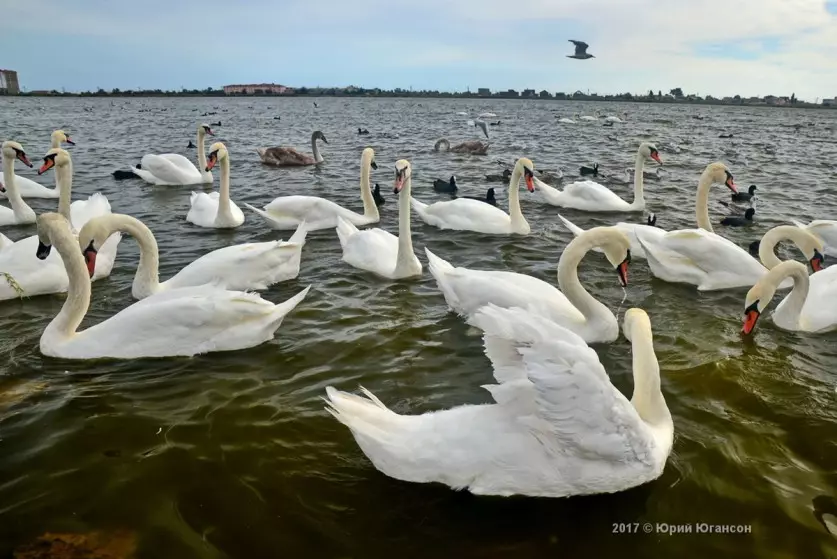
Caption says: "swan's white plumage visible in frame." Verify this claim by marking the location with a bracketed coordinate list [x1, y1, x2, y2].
[131, 124, 213, 186]
[559, 215, 663, 259]
[187, 190, 245, 228]
[325, 305, 672, 498]
[792, 220, 837, 257]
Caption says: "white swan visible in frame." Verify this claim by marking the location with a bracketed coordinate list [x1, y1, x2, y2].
[79, 213, 307, 299]
[557, 115, 577, 124]
[635, 204, 822, 292]
[38, 148, 122, 275]
[534, 142, 661, 212]
[0, 142, 38, 227]
[742, 261, 837, 335]
[325, 305, 673, 498]
[186, 142, 244, 229]
[34, 212, 311, 359]
[579, 110, 601, 121]
[130, 124, 214, 185]
[425, 226, 631, 343]
[604, 112, 628, 123]
[336, 159, 421, 279]
[558, 161, 739, 258]
[791, 220, 837, 257]
[411, 157, 535, 235]
[1, 130, 74, 199]
[245, 148, 380, 231]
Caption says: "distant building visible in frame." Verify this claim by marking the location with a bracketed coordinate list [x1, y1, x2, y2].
[504, 89, 519, 98]
[478, 87, 491, 97]
[539, 90, 552, 99]
[823, 98, 835, 106]
[223, 83, 292, 95]
[521, 89, 536, 98]
[0, 69, 20, 94]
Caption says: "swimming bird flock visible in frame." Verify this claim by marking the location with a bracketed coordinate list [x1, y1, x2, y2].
[1, 112, 835, 501]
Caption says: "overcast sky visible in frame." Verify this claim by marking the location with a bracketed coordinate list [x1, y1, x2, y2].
[4, 0, 837, 100]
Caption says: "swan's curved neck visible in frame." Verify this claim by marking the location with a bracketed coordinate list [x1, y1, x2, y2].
[695, 170, 716, 233]
[394, 176, 415, 276]
[44, 221, 90, 341]
[758, 226, 814, 269]
[556, 232, 617, 334]
[216, 156, 234, 224]
[50, 137, 61, 190]
[197, 129, 208, 173]
[630, 151, 647, 209]
[507, 166, 529, 232]
[103, 215, 160, 297]
[56, 161, 73, 224]
[769, 262, 809, 327]
[359, 156, 378, 219]
[628, 319, 671, 428]
[1, 157, 35, 221]
[311, 135, 323, 163]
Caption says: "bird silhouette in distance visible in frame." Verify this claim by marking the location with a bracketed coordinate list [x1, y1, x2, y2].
[568, 40, 595, 59]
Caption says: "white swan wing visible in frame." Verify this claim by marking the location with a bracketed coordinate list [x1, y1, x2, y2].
[797, 220, 837, 256]
[139, 154, 201, 185]
[70, 193, 113, 229]
[0, 235, 68, 299]
[562, 180, 630, 210]
[471, 304, 656, 463]
[340, 227, 399, 276]
[186, 191, 220, 226]
[164, 241, 303, 292]
[1, 175, 57, 198]
[159, 153, 200, 171]
[788, 266, 837, 332]
[637, 229, 766, 290]
[63, 285, 308, 358]
[263, 195, 359, 229]
[418, 198, 511, 232]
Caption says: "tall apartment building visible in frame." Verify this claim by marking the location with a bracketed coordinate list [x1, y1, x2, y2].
[0, 69, 20, 94]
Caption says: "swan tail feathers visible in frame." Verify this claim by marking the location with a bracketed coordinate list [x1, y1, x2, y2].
[267, 286, 311, 329]
[324, 386, 403, 440]
[791, 219, 807, 228]
[286, 220, 308, 246]
[244, 203, 280, 227]
[424, 247, 454, 277]
[335, 216, 359, 248]
[410, 197, 429, 218]
[557, 214, 586, 238]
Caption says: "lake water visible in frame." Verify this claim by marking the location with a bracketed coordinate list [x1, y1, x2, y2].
[0, 96, 836, 558]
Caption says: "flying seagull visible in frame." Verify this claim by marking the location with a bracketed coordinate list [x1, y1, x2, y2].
[567, 40, 595, 59]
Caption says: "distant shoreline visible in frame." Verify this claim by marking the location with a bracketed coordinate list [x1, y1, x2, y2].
[3, 90, 834, 110]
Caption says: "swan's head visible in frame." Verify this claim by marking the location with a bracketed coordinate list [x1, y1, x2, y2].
[705, 162, 737, 193]
[198, 123, 214, 137]
[514, 157, 536, 192]
[623, 308, 650, 343]
[38, 148, 71, 175]
[77, 218, 113, 278]
[362, 147, 377, 170]
[1, 141, 33, 168]
[742, 281, 774, 336]
[51, 130, 75, 146]
[313, 130, 328, 144]
[394, 160, 412, 194]
[639, 142, 662, 164]
[35, 212, 69, 260]
[602, 231, 632, 287]
[205, 142, 228, 171]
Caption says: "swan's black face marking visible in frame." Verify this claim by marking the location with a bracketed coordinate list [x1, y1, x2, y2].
[13, 148, 33, 168]
[202, 125, 214, 136]
[811, 249, 825, 272]
[742, 300, 761, 334]
[370, 160, 378, 170]
[83, 240, 98, 278]
[63, 135, 75, 145]
[38, 153, 58, 175]
[616, 250, 631, 287]
[724, 170, 737, 193]
[649, 147, 662, 164]
[205, 150, 219, 172]
[36, 241, 51, 260]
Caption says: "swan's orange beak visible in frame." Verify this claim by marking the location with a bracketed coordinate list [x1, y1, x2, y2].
[742, 309, 760, 335]
[524, 170, 535, 192]
[38, 158, 55, 175]
[83, 245, 97, 278]
[725, 175, 738, 194]
[16, 152, 32, 167]
[616, 254, 630, 287]
[205, 151, 218, 172]
[650, 151, 662, 164]
[810, 250, 824, 272]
